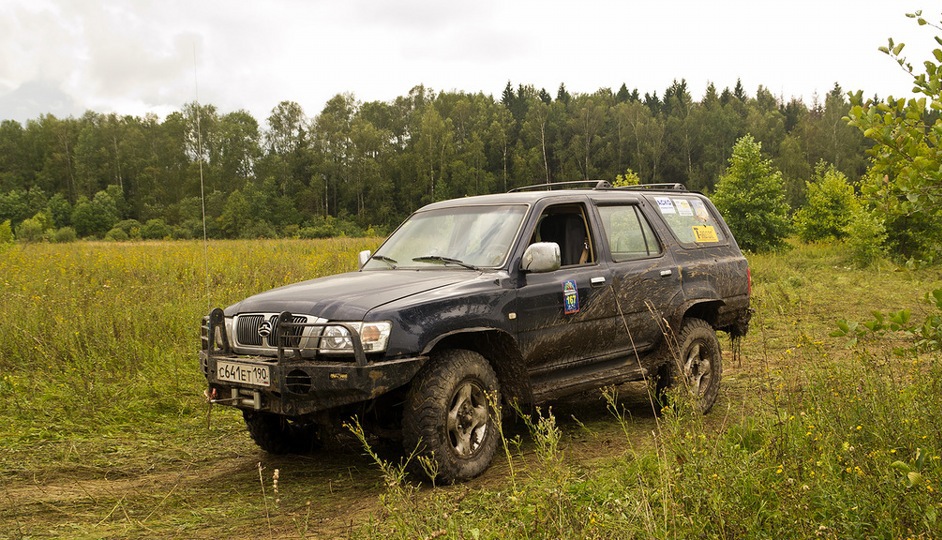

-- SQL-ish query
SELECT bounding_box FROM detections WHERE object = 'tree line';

[0,79,875,241]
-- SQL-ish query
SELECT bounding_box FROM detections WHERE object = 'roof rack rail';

[606,183,688,192]
[508,180,612,193]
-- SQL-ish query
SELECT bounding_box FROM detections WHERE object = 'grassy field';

[1,239,941,538]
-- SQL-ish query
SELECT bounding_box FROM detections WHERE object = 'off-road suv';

[200,181,751,483]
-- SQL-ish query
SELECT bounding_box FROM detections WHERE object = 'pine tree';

[712,135,790,252]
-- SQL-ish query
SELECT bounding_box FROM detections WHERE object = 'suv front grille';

[234,313,310,349]
[236,315,265,346]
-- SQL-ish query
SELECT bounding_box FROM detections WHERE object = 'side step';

[528,355,653,403]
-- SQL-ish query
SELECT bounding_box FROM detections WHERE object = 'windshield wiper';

[412,256,480,271]
[370,254,398,268]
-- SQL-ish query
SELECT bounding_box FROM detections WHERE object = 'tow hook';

[204,387,262,409]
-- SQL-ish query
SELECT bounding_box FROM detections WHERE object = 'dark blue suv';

[200,181,751,483]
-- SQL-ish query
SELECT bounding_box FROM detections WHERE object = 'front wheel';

[403,349,500,483]
[655,318,722,414]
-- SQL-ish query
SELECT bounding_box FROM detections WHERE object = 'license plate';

[216,361,271,387]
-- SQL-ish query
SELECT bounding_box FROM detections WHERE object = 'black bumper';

[200,351,427,416]
[200,308,426,416]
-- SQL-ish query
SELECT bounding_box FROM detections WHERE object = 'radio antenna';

[194,44,210,313]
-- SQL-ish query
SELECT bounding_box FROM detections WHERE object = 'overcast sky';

[0,0,936,125]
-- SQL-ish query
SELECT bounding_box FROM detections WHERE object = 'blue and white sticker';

[563,279,580,315]
[655,196,676,214]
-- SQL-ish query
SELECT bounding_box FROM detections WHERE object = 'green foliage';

[47,193,72,228]
[846,11,942,262]
[14,215,44,242]
[71,190,119,238]
[0,189,30,226]
[0,75,876,242]
[52,226,77,243]
[299,216,365,239]
[0,219,13,244]
[843,202,887,267]
[712,134,791,251]
[612,167,640,187]
[793,162,859,242]
[3,240,942,537]
[104,227,129,241]
[114,219,143,239]
[140,218,169,240]
[831,288,942,352]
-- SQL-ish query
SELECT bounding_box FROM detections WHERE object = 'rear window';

[597,205,662,261]
[652,195,726,245]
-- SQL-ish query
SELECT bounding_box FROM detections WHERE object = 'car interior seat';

[539,214,588,266]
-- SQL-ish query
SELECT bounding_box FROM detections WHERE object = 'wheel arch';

[421,328,532,406]
[678,299,724,329]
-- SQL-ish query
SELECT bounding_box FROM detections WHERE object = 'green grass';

[1,238,941,538]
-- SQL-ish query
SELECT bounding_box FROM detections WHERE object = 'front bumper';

[200,308,426,416]
[199,351,426,415]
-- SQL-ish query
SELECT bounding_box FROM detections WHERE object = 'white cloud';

[0,0,936,123]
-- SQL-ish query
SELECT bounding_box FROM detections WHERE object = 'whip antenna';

[194,45,210,313]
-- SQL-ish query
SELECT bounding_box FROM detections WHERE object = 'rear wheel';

[655,318,722,413]
[243,410,320,454]
[403,349,500,483]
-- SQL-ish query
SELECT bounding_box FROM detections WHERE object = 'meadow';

[1,238,941,538]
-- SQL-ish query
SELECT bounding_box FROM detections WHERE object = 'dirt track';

[1,362,751,539]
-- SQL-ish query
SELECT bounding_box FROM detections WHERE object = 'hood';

[224,269,473,320]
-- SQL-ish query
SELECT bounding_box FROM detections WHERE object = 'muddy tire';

[655,318,722,414]
[403,349,500,484]
[243,410,320,454]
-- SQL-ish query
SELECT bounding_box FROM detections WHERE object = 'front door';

[515,202,617,375]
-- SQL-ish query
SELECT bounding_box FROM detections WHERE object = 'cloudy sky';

[0,0,936,124]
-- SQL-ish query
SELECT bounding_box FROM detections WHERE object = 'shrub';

[712,135,791,252]
[794,162,859,242]
[240,220,277,239]
[52,227,77,243]
[140,218,170,240]
[104,227,129,242]
[114,219,143,240]
[843,205,887,268]
[15,217,45,243]
[0,220,13,244]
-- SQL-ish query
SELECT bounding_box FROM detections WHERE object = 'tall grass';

[349,241,942,539]
[2,238,941,538]
[0,238,376,455]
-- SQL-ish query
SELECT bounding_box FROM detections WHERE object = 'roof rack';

[607,183,688,192]
[508,180,612,193]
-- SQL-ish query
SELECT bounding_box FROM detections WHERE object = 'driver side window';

[532,205,595,267]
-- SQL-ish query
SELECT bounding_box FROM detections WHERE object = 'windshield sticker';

[691,199,710,220]
[675,198,694,217]
[692,225,719,243]
[563,280,580,315]
[655,197,676,214]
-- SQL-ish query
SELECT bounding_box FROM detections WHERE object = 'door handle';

[660,269,673,277]
[590,277,606,287]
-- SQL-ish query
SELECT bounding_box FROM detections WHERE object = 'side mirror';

[521,242,561,273]
[358,250,371,268]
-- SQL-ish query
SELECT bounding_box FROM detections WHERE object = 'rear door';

[592,199,682,356]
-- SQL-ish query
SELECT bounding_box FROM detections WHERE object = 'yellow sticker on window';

[692,225,719,243]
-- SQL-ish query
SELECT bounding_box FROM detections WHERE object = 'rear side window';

[652,195,726,245]
[597,205,662,261]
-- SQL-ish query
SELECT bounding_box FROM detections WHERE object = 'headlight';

[215,317,234,349]
[319,321,391,354]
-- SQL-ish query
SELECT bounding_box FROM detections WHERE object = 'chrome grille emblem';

[258,320,273,338]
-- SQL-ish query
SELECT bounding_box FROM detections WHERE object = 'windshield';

[364,204,528,270]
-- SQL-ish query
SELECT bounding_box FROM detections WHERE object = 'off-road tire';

[655,318,722,414]
[403,349,500,484]
[243,410,320,454]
